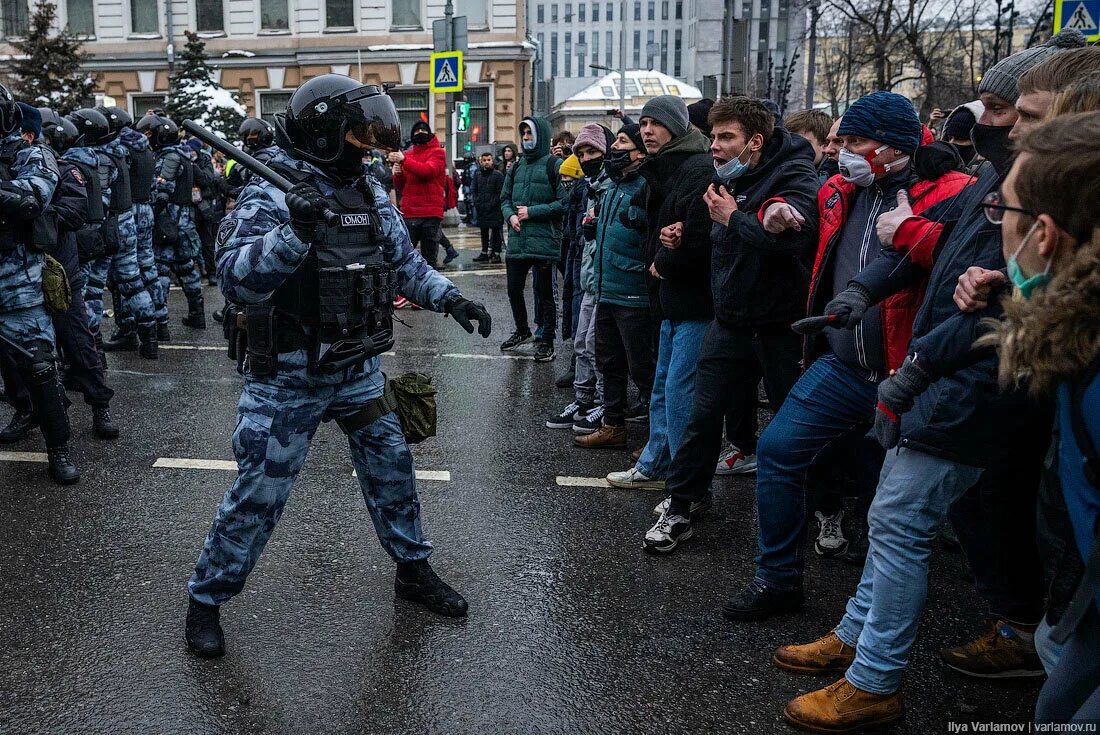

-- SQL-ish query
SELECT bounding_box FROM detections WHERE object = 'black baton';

[0,331,36,361]
[182,119,339,226]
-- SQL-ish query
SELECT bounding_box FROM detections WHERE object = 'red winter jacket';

[805,167,972,372]
[394,136,446,219]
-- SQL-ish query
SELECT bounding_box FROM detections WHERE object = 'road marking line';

[444,268,506,277]
[153,457,238,470]
[0,451,47,463]
[440,353,529,360]
[556,475,610,488]
[351,470,451,481]
[159,344,224,351]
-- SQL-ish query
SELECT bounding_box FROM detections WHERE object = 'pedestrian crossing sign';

[430,51,464,93]
[1055,0,1100,42]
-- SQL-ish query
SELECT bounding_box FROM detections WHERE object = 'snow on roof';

[564,70,702,104]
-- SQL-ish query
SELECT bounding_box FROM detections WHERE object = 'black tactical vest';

[268,178,397,344]
[127,144,155,203]
[69,160,104,224]
[0,141,33,251]
[102,150,132,212]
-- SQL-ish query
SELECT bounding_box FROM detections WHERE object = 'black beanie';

[942,105,977,141]
[618,123,644,152]
[411,120,432,136]
[687,99,714,135]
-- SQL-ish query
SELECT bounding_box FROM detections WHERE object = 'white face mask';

[838,145,909,187]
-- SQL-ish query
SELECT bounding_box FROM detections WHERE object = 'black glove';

[445,297,492,338]
[872,355,932,449]
[823,283,871,329]
[0,186,38,219]
[581,217,596,241]
[286,182,327,242]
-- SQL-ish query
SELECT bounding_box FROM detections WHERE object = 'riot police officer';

[184,74,492,659]
[0,85,79,483]
[225,116,278,195]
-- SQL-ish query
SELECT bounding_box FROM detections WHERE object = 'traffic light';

[471,124,481,142]
[456,101,470,133]
[418,110,429,124]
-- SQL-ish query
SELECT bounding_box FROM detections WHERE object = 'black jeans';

[406,217,442,267]
[479,226,503,255]
[667,321,803,517]
[595,304,655,425]
[506,257,557,342]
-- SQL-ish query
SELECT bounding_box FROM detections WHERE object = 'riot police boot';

[182,294,206,329]
[394,560,469,618]
[185,598,225,659]
[137,324,159,360]
[0,411,37,443]
[156,319,172,343]
[103,327,138,352]
[212,308,224,324]
[91,406,120,440]
[46,444,80,485]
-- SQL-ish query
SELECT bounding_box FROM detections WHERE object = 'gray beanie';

[640,95,690,138]
[977,29,1086,104]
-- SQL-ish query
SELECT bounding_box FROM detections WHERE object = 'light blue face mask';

[521,139,537,152]
[714,143,750,181]
[1007,222,1052,299]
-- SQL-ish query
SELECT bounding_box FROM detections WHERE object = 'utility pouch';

[31,209,59,253]
[244,305,277,377]
[153,208,179,248]
[318,265,359,340]
[75,225,105,263]
[389,372,438,444]
[101,213,121,256]
[42,254,71,313]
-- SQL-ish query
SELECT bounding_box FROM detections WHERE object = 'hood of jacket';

[519,116,552,160]
[410,134,442,154]
[725,126,815,191]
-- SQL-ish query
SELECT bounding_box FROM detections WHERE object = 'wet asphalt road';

[1,228,1041,735]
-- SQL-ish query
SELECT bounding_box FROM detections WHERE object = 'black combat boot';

[182,294,206,329]
[91,406,120,440]
[394,560,469,617]
[46,444,80,485]
[212,308,224,324]
[185,598,225,658]
[0,411,37,443]
[137,324,158,360]
[156,319,172,343]
[103,327,138,352]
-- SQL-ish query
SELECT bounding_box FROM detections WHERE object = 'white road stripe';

[0,451,47,463]
[153,457,238,470]
[440,353,530,360]
[556,476,610,488]
[444,268,506,277]
[351,469,451,481]
[159,344,224,351]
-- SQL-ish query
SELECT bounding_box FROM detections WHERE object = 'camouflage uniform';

[187,151,461,606]
[116,127,166,328]
[153,144,203,303]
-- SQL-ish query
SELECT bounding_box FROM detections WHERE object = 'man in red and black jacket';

[390,120,446,267]
[720,91,972,622]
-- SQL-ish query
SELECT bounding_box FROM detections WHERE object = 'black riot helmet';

[39,109,80,152]
[68,108,116,146]
[239,116,275,151]
[136,114,179,150]
[0,82,22,136]
[274,74,401,178]
[96,105,133,133]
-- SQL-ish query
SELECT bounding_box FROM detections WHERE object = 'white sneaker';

[643,513,693,553]
[715,444,758,475]
[606,467,666,490]
[814,510,849,556]
[652,493,714,518]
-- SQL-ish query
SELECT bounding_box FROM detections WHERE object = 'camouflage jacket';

[0,135,59,312]
[217,150,460,312]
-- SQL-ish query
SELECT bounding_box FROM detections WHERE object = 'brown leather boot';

[774,631,856,674]
[784,678,903,733]
[574,424,626,448]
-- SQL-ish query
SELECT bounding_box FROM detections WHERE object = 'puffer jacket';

[593,172,648,307]
[500,116,566,260]
[472,165,504,228]
[394,135,446,219]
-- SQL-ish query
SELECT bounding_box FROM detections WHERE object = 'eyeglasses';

[982,190,1036,225]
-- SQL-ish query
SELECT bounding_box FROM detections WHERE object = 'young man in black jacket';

[642,96,819,552]
[471,151,504,263]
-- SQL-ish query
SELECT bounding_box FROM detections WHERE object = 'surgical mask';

[521,139,537,153]
[714,143,750,182]
[1006,221,1052,299]
[411,132,432,145]
[839,145,909,187]
[604,148,640,182]
[971,123,1013,177]
[580,157,604,179]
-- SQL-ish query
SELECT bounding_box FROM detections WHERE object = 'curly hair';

[1051,69,1100,117]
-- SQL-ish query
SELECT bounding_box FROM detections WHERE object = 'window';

[550,3,557,21]
[674,29,681,76]
[537,3,544,22]
[647,0,654,19]
[392,0,420,27]
[661,29,668,72]
[675,0,681,17]
[260,0,289,29]
[592,32,599,70]
[661,0,668,18]
[578,2,584,21]
[633,0,640,20]
[605,2,612,20]
[131,0,159,33]
[387,88,431,140]
[633,30,640,68]
[537,32,545,77]
[68,0,94,35]
[591,2,597,20]
[196,0,224,31]
[577,31,585,76]
[646,29,654,68]
[605,30,612,67]
[258,91,292,124]
[459,0,487,28]
[640,77,662,95]
[551,32,558,76]
[565,31,572,76]
[2,0,28,36]
[326,0,354,27]
[130,94,167,118]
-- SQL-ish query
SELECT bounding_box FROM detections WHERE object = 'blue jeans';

[754,353,880,588]
[635,319,708,480]
[836,447,984,695]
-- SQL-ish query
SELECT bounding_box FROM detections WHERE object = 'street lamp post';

[805,0,820,109]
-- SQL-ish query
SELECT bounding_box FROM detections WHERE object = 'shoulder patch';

[825,192,841,209]
[71,168,86,186]
[216,218,239,248]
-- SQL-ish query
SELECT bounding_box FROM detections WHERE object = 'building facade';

[0,0,534,153]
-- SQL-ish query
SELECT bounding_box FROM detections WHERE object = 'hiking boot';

[774,631,857,674]
[47,444,80,485]
[157,320,172,343]
[715,444,758,475]
[91,406,120,440]
[574,423,626,449]
[784,678,904,733]
[0,411,37,443]
[137,324,158,360]
[572,404,605,435]
[939,620,1044,679]
[547,401,587,429]
[532,341,555,362]
[103,328,138,352]
[722,578,804,621]
[185,598,226,659]
[472,252,490,263]
[394,560,468,617]
[606,466,665,490]
[643,513,692,554]
[815,510,849,557]
[501,330,532,351]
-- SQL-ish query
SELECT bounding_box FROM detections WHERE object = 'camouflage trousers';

[115,203,167,328]
[83,210,156,332]
[155,204,203,302]
[188,353,433,607]
[0,304,54,358]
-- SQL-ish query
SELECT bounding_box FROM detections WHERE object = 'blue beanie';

[838,91,922,154]
[185,138,203,151]
[16,102,41,138]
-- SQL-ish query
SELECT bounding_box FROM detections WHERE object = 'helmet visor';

[335,85,402,153]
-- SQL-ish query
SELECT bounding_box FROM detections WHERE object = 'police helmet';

[38,108,78,151]
[96,105,134,133]
[273,74,401,170]
[0,83,22,136]
[68,108,115,146]
[136,114,179,149]
[239,117,275,149]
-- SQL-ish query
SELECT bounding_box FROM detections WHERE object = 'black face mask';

[580,157,604,179]
[951,142,977,165]
[411,131,432,145]
[330,142,367,181]
[971,124,1013,177]
[604,148,639,182]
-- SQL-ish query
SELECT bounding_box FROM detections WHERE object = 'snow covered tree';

[7,2,97,112]
[166,31,246,139]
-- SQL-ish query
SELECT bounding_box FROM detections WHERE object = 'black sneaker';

[501,330,532,351]
[625,403,649,423]
[643,512,693,554]
[532,341,555,362]
[572,404,605,435]
[547,400,588,429]
[185,598,226,658]
[443,249,459,265]
[91,406,120,440]
[472,252,490,263]
[0,411,37,443]
[722,578,804,621]
[394,560,468,617]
